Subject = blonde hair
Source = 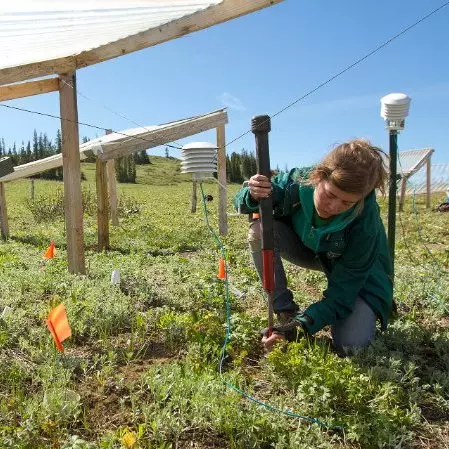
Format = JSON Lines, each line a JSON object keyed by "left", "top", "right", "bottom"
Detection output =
{"left": 308, "top": 139, "right": 388, "bottom": 196}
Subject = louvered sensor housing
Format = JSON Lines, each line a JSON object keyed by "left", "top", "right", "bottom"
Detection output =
{"left": 380, "top": 93, "right": 411, "bottom": 131}
{"left": 181, "top": 142, "right": 218, "bottom": 180}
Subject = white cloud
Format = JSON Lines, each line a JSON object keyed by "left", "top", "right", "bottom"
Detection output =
{"left": 218, "top": 92, "right": 246, "bottom": 111}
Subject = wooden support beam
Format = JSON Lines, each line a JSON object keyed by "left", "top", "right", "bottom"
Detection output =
{"left": 216, "top": 124, "right": 227, "bottom": 236}
{"left": 399, "top": 176, "right": 408, "bottom": 212}
{"left": 191, "top": 181, "right": 197, "bottom": 213}
{"left": 426, "top": 158, "right": 431, "bottom": 209}
{"left": 0, "top": 78, "right": 59, "bottom": 102}
{"left": 0, "top": 57, "right": 76, "bottom": 87}
{"left": 107, "top": 160, "right": 119, "bottom": 226}
{"left": 98, "top": 111, "right": 227, "bottom": 161}
{"left": 0, "top": 182, "right": 9, "bottom": 240}
{"left": 96, "top": 159, "right": 110, "bottom": 251}
{"left": 59, "top": 72, "right": 86, "bottom": 274}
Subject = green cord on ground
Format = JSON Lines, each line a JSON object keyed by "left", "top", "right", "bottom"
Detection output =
{"left": 199, "top": 182, "right": 343, "bottom": 431}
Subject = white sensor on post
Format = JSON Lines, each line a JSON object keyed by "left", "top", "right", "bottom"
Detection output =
{"left": 181, "top": 142, "right": 218, "bottom": 180}
{"left": 380, "top": 93, "right": 411, "bottom": 132}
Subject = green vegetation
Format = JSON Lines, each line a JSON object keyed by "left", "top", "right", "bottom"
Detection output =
{"left": 0, "top": 158, "right": 448, "bottom": 448}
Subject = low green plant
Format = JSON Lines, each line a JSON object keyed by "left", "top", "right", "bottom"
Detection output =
{"left": 26, "top": 187, "right": 142, "bottom": 222}
{"left": 266, "top": 339, "right": 419, "bottom": 447}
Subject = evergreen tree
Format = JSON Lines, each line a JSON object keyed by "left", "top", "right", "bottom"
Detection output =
{"left": 241, "top": 149, "right": 255, "bottom": 180}
{"left": 33, "top": 130, "right": 39, "bottom": 161}
{"left": 26, "top": 141, "right": 32, "bottom": 163}
{"left": 19, "top": 141, "right": 26, "bottom": 165}
{"left": 11, "top": 143, "right": 18, "bottom": 165}
{"left": 134, "top": 150, "right": 150, "bottom": 164}
{"left": 224, "top": 150, "right": 257, "bottom": 184}
{"left": 56, "top": 130, "right": 62, "bottom": 153}
{"left": 42, "top": 133, "right": 49, "bottom": 157}
{"left": 54, "top": 130, "right": 63, "bottom": 180}
{"left": 230, "top": 152, "right": 243, "bottom": 183}
{"left": 249, "top": 151, "right": 257, "bottom": 177}
{"left": 38, "top": 133, "right": 44, "bottom": 159}
{"left": 115, "top": 154, "right": 136, "bottom": 183}
{"left": 226, "top": 155, "right": 232, "bottom": 182}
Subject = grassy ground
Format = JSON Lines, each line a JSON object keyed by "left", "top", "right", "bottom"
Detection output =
{"left": 0, "top": 157, "right": 448, "bottom": 448}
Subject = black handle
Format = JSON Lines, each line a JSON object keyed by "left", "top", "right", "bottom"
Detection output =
{"left": 252, "top": 115, "right": 273, "bottom": 252}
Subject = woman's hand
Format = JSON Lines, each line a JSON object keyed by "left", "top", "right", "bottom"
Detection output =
{"left": 248, "top": 174, "right": 272, "bottom": 201}
{"left": 261, "top": 332, "right": 285, "bottom": 351}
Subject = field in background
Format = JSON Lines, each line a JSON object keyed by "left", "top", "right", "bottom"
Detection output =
{"left": 0, "top": 158, "right": 448, "bottom": 449}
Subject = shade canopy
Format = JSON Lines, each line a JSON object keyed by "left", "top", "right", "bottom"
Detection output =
{"left": 0, "top": 0, "right": 283, "bottom": 85}
{"left": 398, "top": 148, "right": 434, "bottom": 177}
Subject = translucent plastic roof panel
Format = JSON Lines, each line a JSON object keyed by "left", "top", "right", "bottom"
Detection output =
{"left": 0, "top": 0, "right": 282, "bottom": 85}
{"left": 406, "top": 163, "right": 449, "bottom": 195}
{"left": 0, "top": 1, "right": 221, "bottom": 70}
{"left": 398, "top": 148, "right": 434, "bottom": 176}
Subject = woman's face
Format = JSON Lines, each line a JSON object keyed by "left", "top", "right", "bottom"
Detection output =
{"left": 313, "top": 180, "right": 363, "bottom": 219}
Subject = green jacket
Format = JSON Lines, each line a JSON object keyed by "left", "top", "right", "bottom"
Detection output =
{"left": 234, "top": 168, "right": 393, "bottom": 335}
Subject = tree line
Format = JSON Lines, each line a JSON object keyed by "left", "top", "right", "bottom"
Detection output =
{"left": 225, "top": 150, "right": 288, "bottom": 184}
{"left": 0, "top": 129, "right": 152, "bottom": 183}
{"left": 0, "top": 130, "right": 64, "bottom": 180}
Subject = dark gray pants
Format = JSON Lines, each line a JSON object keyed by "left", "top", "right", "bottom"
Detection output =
{"left": 248, "top": 220, "right": 376, "bottom": 351}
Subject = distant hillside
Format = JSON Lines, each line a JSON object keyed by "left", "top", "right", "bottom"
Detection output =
{"left": 81, "top": 156, "right": 193, "bottom": 185}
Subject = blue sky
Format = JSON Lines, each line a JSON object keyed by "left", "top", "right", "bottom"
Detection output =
{"left": 2, "top": 0, "right": 449, "bottom": 170}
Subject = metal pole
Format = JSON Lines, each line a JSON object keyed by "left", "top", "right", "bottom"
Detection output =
{"left": 251, "top": 115, "right": 275, "bottom": 332}
{"left": 388, "top": 130, "right": 398, "bottom": 275}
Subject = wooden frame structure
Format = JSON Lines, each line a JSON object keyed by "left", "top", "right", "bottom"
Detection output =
{"left": 0, "top": 0, "right": 282, "bottom": 273}
{"left": 0, "top": 109, "right": 228, "bottom": 251}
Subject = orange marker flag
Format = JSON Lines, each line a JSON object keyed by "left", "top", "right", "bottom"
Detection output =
{"left": 217, "top": 258, "right": 226, "bottom": 280}
{"left": 43, "top": 242, "right": 56, "bottom": 259}
{"left": 46, "top": 304, "right": 71, "bottom": 352}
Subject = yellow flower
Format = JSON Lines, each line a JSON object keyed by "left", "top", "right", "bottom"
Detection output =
{"left": 121, "top": 431, "right": 137, "bottom": 448}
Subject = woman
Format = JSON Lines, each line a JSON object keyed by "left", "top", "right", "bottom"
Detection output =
{"left": 234, "top": 139, "right": 393, "bottom": 353}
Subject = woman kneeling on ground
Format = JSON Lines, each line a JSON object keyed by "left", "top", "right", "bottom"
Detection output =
{"left": 234, "top": 139, "right": 393, "bottom": 355}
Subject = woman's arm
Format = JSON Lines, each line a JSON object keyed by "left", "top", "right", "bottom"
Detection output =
{"left": 302, "top": 217, "right": 381, "bottom": 334}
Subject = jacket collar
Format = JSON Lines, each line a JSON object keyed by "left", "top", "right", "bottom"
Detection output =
{"left": 299, "top": 185, "right": 372, "bottom": 233}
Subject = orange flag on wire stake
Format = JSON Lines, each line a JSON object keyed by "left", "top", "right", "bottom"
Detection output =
{"left": 46, "top": 304, "right": 71, "bottom": 352}
{"left": 43, "top": 242, "right": 56, "bottom": 259}
{"left": 217, "top": 258, "right": 226, "bottom": 280}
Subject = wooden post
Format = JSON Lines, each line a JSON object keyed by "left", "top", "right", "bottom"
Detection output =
{"left": 0, "top": 182, "right": 9, "bottom": 240}
{"left": 107, "top": 160, "right": 119, "bottom": 226}
{"left": 191, "top": 180, "right": 197, "bottom": 213}
{"left": 30, "top": 179, "right": 35, "bottom": 201}
{"left": 216, "top": 124, "right": 227, "bottom": 236}
{"left": 426, "top": 158, "right": 431, "bottom": 209}
{"left": 96, "top": 159, "right": 110, "bottom": 251}
{"left": 59, "top": 72, "right": 86, "bottom": 274}
{"left": 399, "top": 176, "right": 407, "bottom": 212}
{"left": 104, "top": 129, "right": 119, "bottom": 226}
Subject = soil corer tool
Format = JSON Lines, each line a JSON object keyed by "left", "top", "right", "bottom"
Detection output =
{"left": 251, "top": 115, "right": 275, "bottom": 336}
